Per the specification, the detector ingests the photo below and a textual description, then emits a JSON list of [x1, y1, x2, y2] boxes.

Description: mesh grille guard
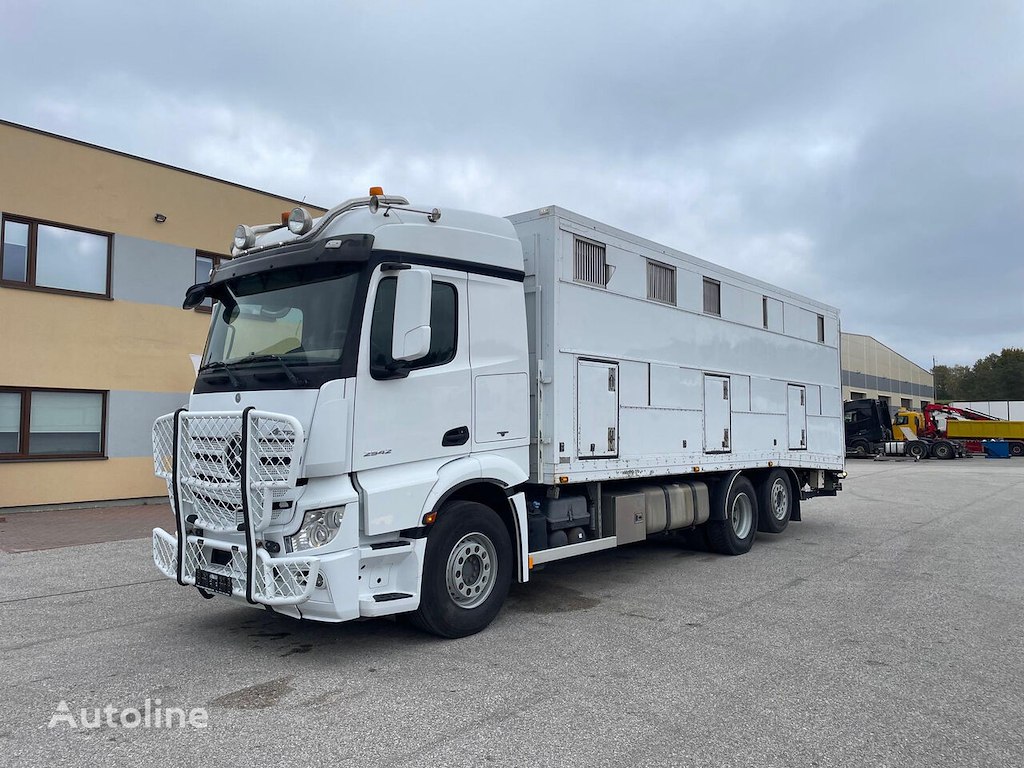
[[153, 408, 306, 603]]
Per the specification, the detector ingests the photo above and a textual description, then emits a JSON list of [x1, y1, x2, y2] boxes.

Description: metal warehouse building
[[0, 121, 324, 509], [841, 332, 934, 410]]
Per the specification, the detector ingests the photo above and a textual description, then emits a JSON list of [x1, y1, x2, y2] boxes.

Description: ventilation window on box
[[573, 236, 608, 288], [703, 277, 721, 315], [646, 260, 676, 305]]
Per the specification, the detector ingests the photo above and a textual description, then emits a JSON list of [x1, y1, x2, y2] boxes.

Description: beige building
[[841, 333, 933, 410], [0, 120, 325, 509]]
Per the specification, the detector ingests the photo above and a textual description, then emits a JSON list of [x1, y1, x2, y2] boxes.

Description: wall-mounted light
[[154, 213, 167, 223]]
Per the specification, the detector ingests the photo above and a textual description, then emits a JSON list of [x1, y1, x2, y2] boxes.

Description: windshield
[[202, 262, 361, 371]]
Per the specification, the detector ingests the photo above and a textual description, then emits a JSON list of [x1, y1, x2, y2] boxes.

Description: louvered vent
[[573, 237, 607, 287], [646, 260, 676, 305]]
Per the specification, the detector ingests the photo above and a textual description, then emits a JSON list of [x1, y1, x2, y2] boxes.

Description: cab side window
[[369, 277, 457, 376]]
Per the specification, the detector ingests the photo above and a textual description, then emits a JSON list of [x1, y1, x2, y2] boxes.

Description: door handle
[[442, 426, 470, 447]]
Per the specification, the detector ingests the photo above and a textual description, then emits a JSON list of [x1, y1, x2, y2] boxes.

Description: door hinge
[[723, 427, 730, 448], [801, 428, 806, 447], [800, 390, 805, 406], [608, 426, 616, 452], [723, 380, 729, 399], [608, 369, 616, 392]]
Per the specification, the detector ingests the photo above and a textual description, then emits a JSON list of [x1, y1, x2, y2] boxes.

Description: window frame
[[0, 386, 108, 461], [0, 213, 113, 299], [817, 314, 826, 343], [646, 259, 676, 305], [368, 277, 459, 380], [702, 277, 721, 316], [193, 251, 231, 313]]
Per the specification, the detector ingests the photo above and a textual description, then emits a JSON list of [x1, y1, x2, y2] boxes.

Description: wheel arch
[[421, 475, 529, 584]]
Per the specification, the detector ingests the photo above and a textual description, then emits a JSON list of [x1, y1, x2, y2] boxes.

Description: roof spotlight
[[287, 207, 313, 235]]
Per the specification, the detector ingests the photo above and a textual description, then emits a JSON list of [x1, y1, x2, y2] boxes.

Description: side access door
[[577, 359, 618, 458], [788, 384, 807, 450], [703, 374, 732, 453]]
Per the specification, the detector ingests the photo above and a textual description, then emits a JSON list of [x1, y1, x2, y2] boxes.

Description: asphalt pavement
[[1, 458, 1023, 767]]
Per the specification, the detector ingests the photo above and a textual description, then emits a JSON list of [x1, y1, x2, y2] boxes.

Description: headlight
[[287, 506, 345, 552]]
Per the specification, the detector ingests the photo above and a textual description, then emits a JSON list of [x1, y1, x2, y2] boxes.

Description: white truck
[[151, 191, 845, 637]]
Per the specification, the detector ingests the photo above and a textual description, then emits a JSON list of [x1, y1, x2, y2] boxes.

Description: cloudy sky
[[2, 1, 1021, 368]]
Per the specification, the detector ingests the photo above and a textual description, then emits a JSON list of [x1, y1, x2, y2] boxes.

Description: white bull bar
[[152, 407, 309, 605]]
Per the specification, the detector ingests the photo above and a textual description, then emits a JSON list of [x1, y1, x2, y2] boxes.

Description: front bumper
[[153, 527, 321, 606]]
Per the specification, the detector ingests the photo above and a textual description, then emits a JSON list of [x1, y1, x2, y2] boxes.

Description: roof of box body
[[508, 205, 839, 315]]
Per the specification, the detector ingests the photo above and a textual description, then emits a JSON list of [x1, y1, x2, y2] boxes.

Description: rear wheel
[[906, 441, 929, 460], [757, 469, 792, 534], [931, 441, 955, 460], [410, 500, 513, 638], [1010, 442, 1024, 457], [708, 476, 758, 555]]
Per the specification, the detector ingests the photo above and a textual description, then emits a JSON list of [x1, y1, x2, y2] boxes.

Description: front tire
[[410, 500, 512, 638], [757, 469, 792, 534], [708, 476, 758, 555], [848, 439, 871, 458]]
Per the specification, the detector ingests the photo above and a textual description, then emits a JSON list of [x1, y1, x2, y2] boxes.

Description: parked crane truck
[[151, 190, 845, 637]]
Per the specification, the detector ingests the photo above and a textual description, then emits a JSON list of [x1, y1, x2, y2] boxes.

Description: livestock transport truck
[[151, 190, 845, 637]]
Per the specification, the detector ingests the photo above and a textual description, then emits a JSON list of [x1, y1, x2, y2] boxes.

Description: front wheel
[[848, 439, 871, 458], [708, 476, 758, 555], [410, 500, 513, 638]]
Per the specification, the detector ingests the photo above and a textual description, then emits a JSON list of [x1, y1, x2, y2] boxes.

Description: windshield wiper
[[199, 361, 242, 388], [237, 354, 307, 386]]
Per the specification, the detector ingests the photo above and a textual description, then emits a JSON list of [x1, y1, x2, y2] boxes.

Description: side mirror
[[392, 268, 432, 362], [182, 282, 210, 309]]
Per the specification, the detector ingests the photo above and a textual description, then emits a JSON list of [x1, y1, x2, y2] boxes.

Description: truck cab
[[152, 193, 531, 636]]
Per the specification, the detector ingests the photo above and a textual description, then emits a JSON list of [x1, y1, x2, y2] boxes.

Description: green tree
[[933, 364, 971, 400], [935, 348, 1024, 401]]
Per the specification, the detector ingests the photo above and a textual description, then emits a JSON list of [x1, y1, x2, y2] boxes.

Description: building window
[[646, 260, 676, 305], [817, 314, 826, 343], [703, 277, 721, 315], [369, 278, 458, 377], [573, 237, 608, 288], [850, 391, 866, 400], [901, 398, 912, 408], [0, 388, 106, 460], [194, 251, 230, 311], [1, 214, 111, 297]]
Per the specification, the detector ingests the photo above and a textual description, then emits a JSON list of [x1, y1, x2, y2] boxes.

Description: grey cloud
[[2, 0, 1021, 368]]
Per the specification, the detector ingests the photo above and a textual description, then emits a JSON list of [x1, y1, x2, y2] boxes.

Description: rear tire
[[410, 500, 513, 638], [707, 476, 758, 556], [931, 441, 955, 460], [1010, 442, 1024, 457], [757, 469, 792, 534], [906, 441, 929, 460]]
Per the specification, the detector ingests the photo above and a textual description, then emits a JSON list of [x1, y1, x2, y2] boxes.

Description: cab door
[[352, 266, 471, 515]]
